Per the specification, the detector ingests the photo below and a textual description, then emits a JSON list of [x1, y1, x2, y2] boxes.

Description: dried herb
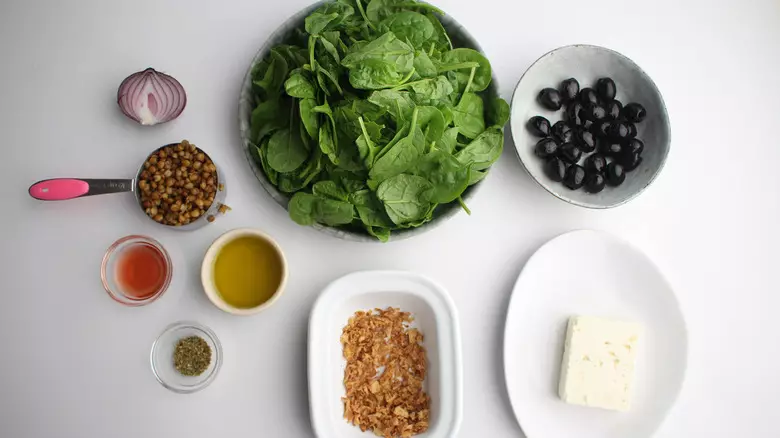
[[173, 336, 212, 376]]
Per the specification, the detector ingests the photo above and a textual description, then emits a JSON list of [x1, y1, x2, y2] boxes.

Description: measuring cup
[[29, 143, 227, 231]]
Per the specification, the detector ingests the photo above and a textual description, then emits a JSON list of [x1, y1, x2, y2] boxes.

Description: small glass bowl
[[150, 321, 223, 394], [101, 235, 172, 306]]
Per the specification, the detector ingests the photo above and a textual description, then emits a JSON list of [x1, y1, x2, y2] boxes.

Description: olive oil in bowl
[[202, 229, 287, 315]]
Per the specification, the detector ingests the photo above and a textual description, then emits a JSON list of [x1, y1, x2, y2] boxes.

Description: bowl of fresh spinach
[[239, 0, 508, 242]]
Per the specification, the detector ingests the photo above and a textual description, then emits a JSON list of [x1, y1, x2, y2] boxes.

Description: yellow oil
[[213, 236, 283, 309]]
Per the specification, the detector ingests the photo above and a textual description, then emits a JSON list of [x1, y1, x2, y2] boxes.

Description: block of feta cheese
[[558, 315, 642, 412]]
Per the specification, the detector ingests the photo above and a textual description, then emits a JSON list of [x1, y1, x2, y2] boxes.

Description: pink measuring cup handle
[[29, 179, 90, 200], [29, 178, 133, 200]]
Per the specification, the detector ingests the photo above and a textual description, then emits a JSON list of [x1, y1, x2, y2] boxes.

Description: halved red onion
[[117, 68, 186, 125]]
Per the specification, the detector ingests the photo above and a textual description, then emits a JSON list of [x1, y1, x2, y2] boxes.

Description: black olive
[[623, 138, 644, 156], [596, 77, 617, 101], [538, 88, 563, 111], [545, 157, 568, 182], [527, 116, 551, 137], [534, 138, 559, 158], [561, 129, 575, 144], [579, 103, 607, 122], [584, 172, 606, 193], [566, 101, 584, 126], [574, 129, 598, 153], [604, 100, 622, 120], [579, 87, 599, 105], [623, 103, 647, 123], [584, 153, 608, 174], [551, 121, 572, 141], [563, 165, 586, 190], [620, 152, 643, 171], [559, 78, 580, 102], [600, 141, 623, 156], [606, 121, 630, 139], [592, 120, 611, 138], [626, 122, 637, 138], [559, 142, 582, 164], [605, 162, 626, 186]]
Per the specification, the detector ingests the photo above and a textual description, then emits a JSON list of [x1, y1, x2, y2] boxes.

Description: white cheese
[[558, 315, 642, 412]]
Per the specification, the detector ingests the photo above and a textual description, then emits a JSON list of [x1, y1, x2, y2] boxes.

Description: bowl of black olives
[[509, 44, 670, 208]]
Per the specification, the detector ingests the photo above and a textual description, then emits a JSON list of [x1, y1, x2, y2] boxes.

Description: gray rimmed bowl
[[509, 44, 670, 208], [239, 2, 502, 242]]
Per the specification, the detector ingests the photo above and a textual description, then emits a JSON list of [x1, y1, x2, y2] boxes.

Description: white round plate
[[503, 230, 687, 438]]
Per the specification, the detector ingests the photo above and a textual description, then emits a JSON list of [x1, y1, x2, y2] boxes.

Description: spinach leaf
[[452, 92, 485, 139], [347, 57, 412, 89], [296, 147, 324, 185], [426, 12, 452, 52], [349, 189, 395, 228], [438, 127, 459, 154], [253, 139, 278, 185], [356, 116, 381, 168], [412, 50, 437, 78], [288, 192, 354, 226], [275, 44, 308, 68], [299, 98, 320, 139], [415, 105, 445, 145], [250, 98, 282, 143], [365, 0, 398, 24], [411, 147, 470, 203], [342, 32, 414, 75], [468, 169, 487, 186], [375, 122, 409, 160], [455, 127, 503, 170], [318, 32, 342, 63], [376, 173, 433, 225], [284, 69, 316, 99], [369, 109, 425, 186], [305, 3, 355, 35], [487, 96, 510, 128], [438, 48, 492, 92], [312, 180, 349, 201], [267, 127, 309, 173], [367, 226, 391, 242], [395, 75, 452, 103], [252, 49, 288, 94], [366, 0, 444, 23], [318, 123, 338, 163], [378, 11, 434, 50], [367, 89, 415, 123]]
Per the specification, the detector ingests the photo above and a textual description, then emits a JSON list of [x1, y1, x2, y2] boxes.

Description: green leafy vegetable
[[288, 192, 354, 226], [267, 127, 309, 173], [376, 174, 434, 225], [455, 127, 504, 170], [247, 0, 508, 240], [299, 98, 320, 139], [452, 92, 485, 138], [378, 11, 435, 49]]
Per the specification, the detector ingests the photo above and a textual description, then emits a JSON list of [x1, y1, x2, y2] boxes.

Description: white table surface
[[1, 0, 778, 437]]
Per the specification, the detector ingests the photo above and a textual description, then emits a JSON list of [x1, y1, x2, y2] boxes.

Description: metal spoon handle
[[29, 178, 134, 201]]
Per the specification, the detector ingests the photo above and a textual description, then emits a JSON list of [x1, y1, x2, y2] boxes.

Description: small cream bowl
[[200, 228, 288, 316]]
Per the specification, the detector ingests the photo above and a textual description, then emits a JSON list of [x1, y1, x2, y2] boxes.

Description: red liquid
[[116, 243, 167, 299]]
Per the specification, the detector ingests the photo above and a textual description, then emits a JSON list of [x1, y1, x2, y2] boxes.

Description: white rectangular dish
[[308, 271, 463, 438]]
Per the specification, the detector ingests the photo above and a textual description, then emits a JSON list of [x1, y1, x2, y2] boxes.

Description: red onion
[[117, 68, 186, 125]]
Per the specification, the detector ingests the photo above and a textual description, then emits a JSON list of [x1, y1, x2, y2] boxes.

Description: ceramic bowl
[[308, 271, 463, 438], [238, 2, 502, 241], [510, 45, 671, 208], [200, 228, 288, 316]]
